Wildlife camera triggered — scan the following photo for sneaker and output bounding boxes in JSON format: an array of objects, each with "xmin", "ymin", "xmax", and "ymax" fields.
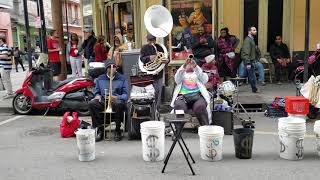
[
  {"xmin": 114, "ymin": 131, "xmax": 122, "ymax": 142},
  {"xmin": 252, "ymin": 88, "xmax": 260, "ymax": 93},
  {"xmin": 3, "ymin": 93, "xmax": 15, "ymax": 99},
  {"xmin": 277, "ymin": 81, "xmax": 282, "ymax": 85},
  {"xmin": 260, "ymin": 81, "xmax": 266, "ymax": 86}
]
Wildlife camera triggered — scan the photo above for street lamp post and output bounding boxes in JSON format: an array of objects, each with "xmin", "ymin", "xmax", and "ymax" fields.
[
  {"xmin": 22, "ymin": 0, "xmax": 33, "ymax": 70},
  {"xmin": 303, "ymin": 0, "xmax": 310, "ymax": 83}
]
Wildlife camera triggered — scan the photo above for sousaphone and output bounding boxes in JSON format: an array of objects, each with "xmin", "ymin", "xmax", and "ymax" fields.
[{"xmin": 138, "ymin": 5, "xmax": 173, "ymax": 75}]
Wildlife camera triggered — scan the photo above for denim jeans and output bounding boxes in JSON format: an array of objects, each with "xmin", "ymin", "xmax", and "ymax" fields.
[{"xmin": 239, "ymin": 61, "xmax": 265, "ymax": 82}]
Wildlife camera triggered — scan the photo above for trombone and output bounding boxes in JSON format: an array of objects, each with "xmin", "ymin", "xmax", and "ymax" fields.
[{"xmin": 102, "ymin": 64, "xmax": 114, "ymax": 141}]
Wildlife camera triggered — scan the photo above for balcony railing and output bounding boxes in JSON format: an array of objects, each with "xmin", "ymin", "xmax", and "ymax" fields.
[{"xmin": 63, "ymin": 17, "xmax": 80, "ymax": 26}]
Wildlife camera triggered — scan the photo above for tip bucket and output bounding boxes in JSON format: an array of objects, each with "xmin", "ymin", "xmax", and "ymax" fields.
[
  {"xmin": 314, "ymin": 120, "xmax": 320, "ymax": 157},
  {"xmin": 75, "ymin": 128, "xmax": 95, "ymax": 162},
  {"xmin": 233, "ymin": 128, "xmax": 254, "ymax": 159},
  {"xmin": 140, "ymin": 121, "xmax": 165, "ymax": 162},
  {"xmin": 198, "ymin": 125, "xmax": 224, "ymax": 161},
  {"xmin": 278, "ymin": 117, "xmax": 306, "ymax": 160}
]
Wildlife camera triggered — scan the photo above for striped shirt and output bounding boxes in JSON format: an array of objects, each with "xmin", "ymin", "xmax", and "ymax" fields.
[{"xmin": 0, "ymin": 44, "xmax": 12, "ymax": 70}]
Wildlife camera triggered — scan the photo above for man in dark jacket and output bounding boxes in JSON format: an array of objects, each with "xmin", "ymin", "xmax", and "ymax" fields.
[
  {"xmin": 140, "ymin": 34, "xmax": 169, "ymax": 118},
  {"xmin": 191, "ymin": 26, "xmax": 214, "ymax": 66},
  {"xmin": 88, "ymin": 61, "xmax": 129, "ymax": 142},
  {"xmin": 241, "ymin": 26, "xmax": 258, "ymax": 93},
  {"xmin": 82, "ymin": 29, "xmax": 97, "ymax": 75},
  {"xmin": 270, "ymin": 35, "xmax": 291, "ymax": 84}
]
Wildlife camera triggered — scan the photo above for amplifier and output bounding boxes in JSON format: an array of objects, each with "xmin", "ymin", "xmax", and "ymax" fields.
[{"xmin": 212, "ymin": 111, "xmax": 233, "ymax": 135}]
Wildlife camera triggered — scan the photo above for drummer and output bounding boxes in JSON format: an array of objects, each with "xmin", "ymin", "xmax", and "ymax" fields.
[{"xmin": 202, "ymin": 54, "xmax": 220, "ymax": 92}]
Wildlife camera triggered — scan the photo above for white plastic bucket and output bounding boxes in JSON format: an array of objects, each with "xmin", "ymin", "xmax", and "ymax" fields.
[
  {"xmin": 288, "ymin": 114, "xmax": 307, "ymax": 120},
  {"xmin": 278, "ymin": 117, "xmax": 306, "ymax": 160},
  {"xmin": 314, "ymin": 120, "xmax": 320, "ymax": 156},
  {"xmin": 198, "ymin": 125, "xmax": 224, "ymax": 161},
  {"xmin": 75, "ymin": 129, "xmax": 95, "ymax": 162},
  {"xmin": 140, "ymin": 121, "xmax": 165, "ymax": 162}
]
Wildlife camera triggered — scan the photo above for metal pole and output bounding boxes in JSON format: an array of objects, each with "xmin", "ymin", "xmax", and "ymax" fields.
[
  {"xmin": 303, "ymin": 0, "xmax": 310, "ymax": 83},
  {"xmin": 36, "ymin": 0, "xmax": 42, "ymax": 51},
  {"xmin": 38, "ymin": 0, "xmax": 47, "ymax": 54},
  {"xmin": 22, "ymin": 0, "xmax": 33, "ymax": 70},
  {"xmin": 65, "ymin": 0, "xmax": 70, "ymax": 41},
  {"xmin": 214, "ymin": 0, "xmax": 219, "ymax": 62}
]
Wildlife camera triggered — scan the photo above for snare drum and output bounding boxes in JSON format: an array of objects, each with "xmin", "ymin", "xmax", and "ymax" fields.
[{"xmin": 220, "ymin": 81, "xmax": 236, "ymax": 96}]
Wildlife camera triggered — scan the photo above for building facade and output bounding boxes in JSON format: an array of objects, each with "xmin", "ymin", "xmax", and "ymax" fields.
[
  {"xmin": 62, "ymin": 0, "xmax": 82, "ymax": 39},
  {"xmin": 82, "ymin": 0, "xmax": 320, "ymax": 57},
  {"xmin": 0, "ymin": 0, "xmax": 13, "ymax": 47}
]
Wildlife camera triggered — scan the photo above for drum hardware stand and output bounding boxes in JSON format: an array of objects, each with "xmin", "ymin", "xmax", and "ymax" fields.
[{"xmin": 231, "ymin": 76, "xmax": 255, "ymax": 128}]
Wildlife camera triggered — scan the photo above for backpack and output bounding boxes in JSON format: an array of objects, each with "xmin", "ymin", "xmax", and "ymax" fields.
[{"xmin": 60, "ymin": 112, "xmax": 80, "ymax": 138}]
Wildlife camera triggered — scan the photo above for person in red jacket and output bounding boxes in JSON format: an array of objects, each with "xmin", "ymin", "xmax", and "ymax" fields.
[
  {"xmin": 47, "ymin": 30, "xmax": 61, "ymax": 81},
  {"xmin": 94, "ymin": 36, "xmax": 108, "ymax": 62}
]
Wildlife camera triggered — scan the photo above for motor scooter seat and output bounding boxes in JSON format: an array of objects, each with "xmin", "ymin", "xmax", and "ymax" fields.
[{"xmin": 50, "ymin": 77, "xmax": 77, "ymax": 90}]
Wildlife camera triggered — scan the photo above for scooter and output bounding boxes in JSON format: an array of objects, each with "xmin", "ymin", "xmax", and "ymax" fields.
[{"xmin": 12, "ymin": 66, "xmax": 94, "ymax": 116}]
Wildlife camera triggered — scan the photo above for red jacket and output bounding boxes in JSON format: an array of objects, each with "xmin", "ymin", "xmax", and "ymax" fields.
[{"xmin": 94, "ymin": 43, "xmax": 107, "ymax": 62}]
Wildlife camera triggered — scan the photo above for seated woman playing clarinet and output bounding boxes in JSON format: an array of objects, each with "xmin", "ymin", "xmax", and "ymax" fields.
[{"xmin": 171, "ymin": 56, "xmax": 211, "ymax": 125}]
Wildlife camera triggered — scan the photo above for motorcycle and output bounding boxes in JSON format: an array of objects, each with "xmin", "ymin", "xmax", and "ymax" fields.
[{"xmin": 12, "ymin": 66, "xmax": 94, "ymax": 116}]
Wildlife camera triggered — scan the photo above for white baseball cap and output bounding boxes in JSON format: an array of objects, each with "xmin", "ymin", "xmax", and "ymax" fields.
[
  {"xmin": 205, "ymin": 55, "xmax": 215, "ymax": 63},
  {"xmin": 317, "ymin": 42, "xmax": 320, "ymax": 50}
]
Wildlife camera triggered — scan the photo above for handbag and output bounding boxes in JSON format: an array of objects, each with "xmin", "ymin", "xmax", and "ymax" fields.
[
  {"xmin": 183, "ymin": 92, "xmax": 201, "ymax": 105},
  {"xmin": 226, "ymin": 52, "xmax": 235, "ymax": 59}
]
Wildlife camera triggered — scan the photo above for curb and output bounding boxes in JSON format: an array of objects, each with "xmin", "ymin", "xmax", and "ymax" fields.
[{"xmin": 0, "ymin": 106, "xmax": 14, "ymax": 114}]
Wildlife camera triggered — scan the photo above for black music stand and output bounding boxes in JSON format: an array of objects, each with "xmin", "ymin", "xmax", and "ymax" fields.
[{"xmin": 161, "ymin": 114, "xmax": 195, "ymax": 175}]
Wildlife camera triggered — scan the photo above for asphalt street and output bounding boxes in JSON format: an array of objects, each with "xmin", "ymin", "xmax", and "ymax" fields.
[{"xmin": 0, "ymin": 113, "xmax": 319, "ymax": 180}]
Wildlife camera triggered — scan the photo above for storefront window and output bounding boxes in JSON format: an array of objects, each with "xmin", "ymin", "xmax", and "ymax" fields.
[
  {"xmin": 170, "ymin": 0, "xmax": 212, "ymax": 60},
  {"xmin": 82, "ymin": 0, "xmax": 93, "ymax": 29},
  {"xmin": 106, "ymin": 1, "xmax": 134, "ymax": 45}
]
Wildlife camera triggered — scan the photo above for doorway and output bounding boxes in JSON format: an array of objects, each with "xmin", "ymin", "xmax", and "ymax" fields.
[
  {"xmin": 243, "ymin": 0, "xmax": 259, "ymax": 44},
  {"xmin": 267, "ymin": 0, "xmax": 283, "ymax": 51}
]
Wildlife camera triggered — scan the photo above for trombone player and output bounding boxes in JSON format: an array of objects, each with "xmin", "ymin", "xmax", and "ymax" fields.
[
  {"xmin": 88, "ymin": 61, "xmax": 129, "ymax": 142},
  {"xmin": 140, "ymin": 34, "xmax": 169, "ymax": 118}
]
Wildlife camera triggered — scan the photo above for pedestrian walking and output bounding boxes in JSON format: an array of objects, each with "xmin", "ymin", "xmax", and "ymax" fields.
[
  {"xmin": 240, "ymin": 26, "xmax": 259, "ymax": 93},
  {"xmin": 13, "ymin": 47, "xmax": 26, "ymax": 72},
  {"xmin": 0, "ymin": 35, "xmax": 14, "ymax": 98}
]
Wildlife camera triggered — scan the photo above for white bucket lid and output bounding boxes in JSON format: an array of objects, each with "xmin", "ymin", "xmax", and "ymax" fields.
[
  {"xmin": 198, "ymin": 125, "xmax": 224, "ymax": 137},
  {"xmin": 278, "ymin": 117, "xmax": 306, "ymax": 124},
  {"xmin": 75, "ymin": 128, "xmax": 95, "ymax": 136},
  {"xmin": 314, "ymin": 120, "xmax": 320, "ymax": 133},
  {"xmin": 140, "ymin": 121, "xmax": 165, "ymax": 130}
]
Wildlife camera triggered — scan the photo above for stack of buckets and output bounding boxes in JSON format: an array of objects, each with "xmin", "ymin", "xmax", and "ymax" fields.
[
  {"xmin": 278, "ymin": 96, "xmax": 309, "ymax": 160},
  {"xmin": 198, "ymin": 126, "xmax": 224, "ymax": 161},
  {"xmin": 140, "ymin": 121, "xmax": 165, "ymax": 162},
  {"xmin": 75, "ymin": 128, "xmax": 96, "ymax": 162}
]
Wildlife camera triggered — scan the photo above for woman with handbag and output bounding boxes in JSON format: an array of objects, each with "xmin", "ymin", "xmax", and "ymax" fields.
[
  {"xmin": 171, "ymin": 57, "xmax": 211, "ymax": 125},
  {"xmin": 217, "ymin": 27, "xmax": 239, "ymax": 80}
]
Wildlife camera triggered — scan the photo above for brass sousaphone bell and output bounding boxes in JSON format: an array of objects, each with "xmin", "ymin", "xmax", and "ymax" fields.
[{"xmin": 138, "ymin": 5, "xmax": 173, "ymax": 75}]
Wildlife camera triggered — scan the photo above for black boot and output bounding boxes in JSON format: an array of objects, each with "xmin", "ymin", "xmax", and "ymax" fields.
[
  {"xmin": 95, "ymin": 127, "xmax": 104, "ymax": 142},
  {"xmin": 114, "ymin": 130, "xmax": 122, "ymax": 142}
]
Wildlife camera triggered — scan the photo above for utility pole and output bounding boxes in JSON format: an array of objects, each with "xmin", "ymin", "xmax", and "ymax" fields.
[
  {"xmin": 51, "ymin": 0, "xmax": 67, "ymax": 80},
  {"xmin": 37, "ymin": 0, "xmax": 47, "ymax": 53},
  {"xmin": 303, "ymin": 0, "xmax": 310, "ymax": 83},
  {"xmin": 65, "ymin": 0, "xmax": 70, "ymax": 41},
  {"xmin": 22, "ymin": 0, "xmax": 33, "ymax": 70}
]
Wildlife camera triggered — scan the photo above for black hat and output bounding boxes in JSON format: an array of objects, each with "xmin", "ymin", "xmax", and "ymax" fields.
[{"xmin": 104, "ymin": 60, "xmax": 116, "ymax": 69}]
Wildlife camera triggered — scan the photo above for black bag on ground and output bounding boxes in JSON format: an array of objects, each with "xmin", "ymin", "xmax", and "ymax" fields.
[{"xmin": 264, "ymin": 104, "xmax": 288, "ymax": 118}]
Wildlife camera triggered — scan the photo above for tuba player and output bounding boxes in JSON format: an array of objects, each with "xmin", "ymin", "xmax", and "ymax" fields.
[{"xmin": 140, "ymin": 34, "xmax": 169, "ymax": 118}]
